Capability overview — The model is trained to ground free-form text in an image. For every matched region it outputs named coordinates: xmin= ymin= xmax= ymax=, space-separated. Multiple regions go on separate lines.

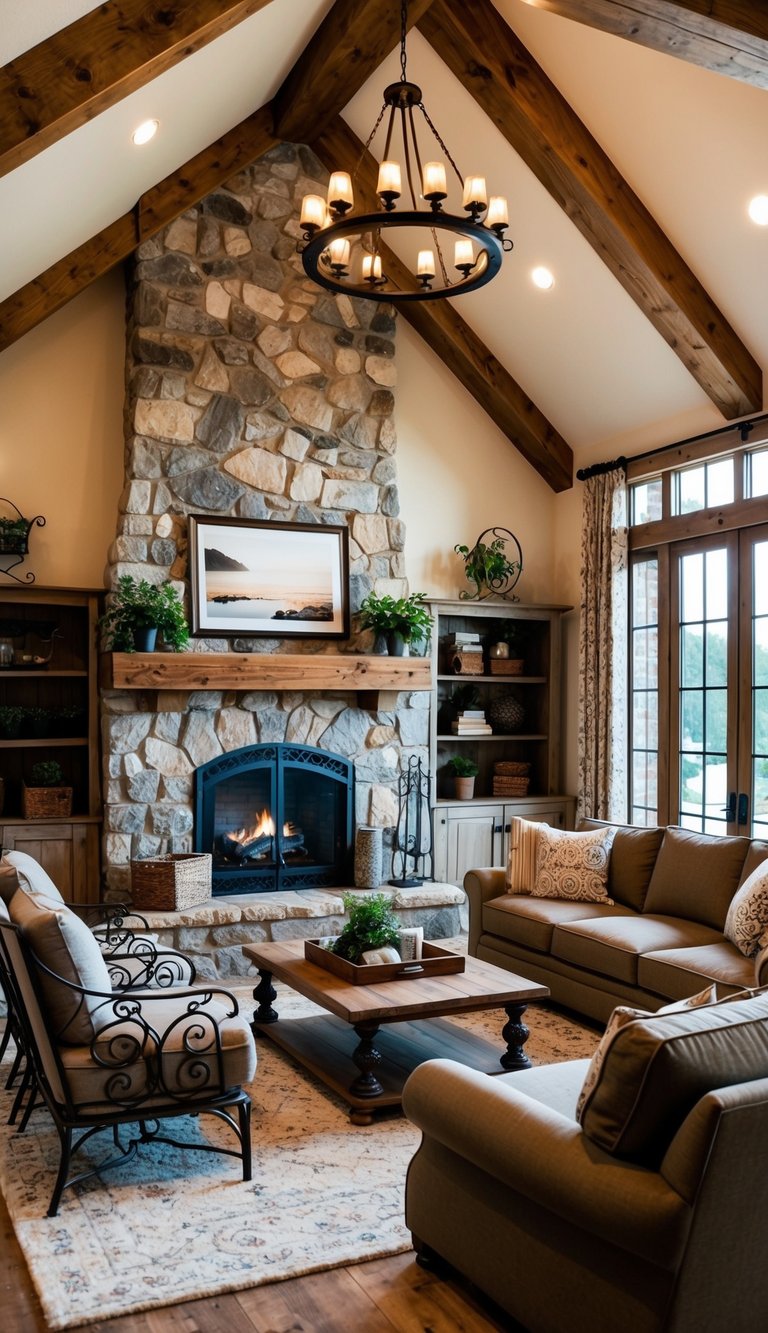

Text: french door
xmin=631 ymin=525 xmax=768 ymax=837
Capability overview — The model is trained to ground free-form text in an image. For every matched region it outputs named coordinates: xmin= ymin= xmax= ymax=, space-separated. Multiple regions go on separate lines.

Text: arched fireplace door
xmin=194 ymin=743 xmax=354 ymax=895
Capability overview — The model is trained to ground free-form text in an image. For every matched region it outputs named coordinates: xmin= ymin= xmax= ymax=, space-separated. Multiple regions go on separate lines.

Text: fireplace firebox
xmin=194 ymin=743 xmax=354 ymax=894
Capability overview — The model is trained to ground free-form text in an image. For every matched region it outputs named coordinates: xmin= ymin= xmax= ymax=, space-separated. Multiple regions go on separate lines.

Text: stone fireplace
xmin=100 ymin=141 xmax=430 ymax=903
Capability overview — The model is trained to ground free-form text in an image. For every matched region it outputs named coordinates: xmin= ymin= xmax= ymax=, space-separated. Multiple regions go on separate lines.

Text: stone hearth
xmin=136 ymin=883 xmax=464 ymax=978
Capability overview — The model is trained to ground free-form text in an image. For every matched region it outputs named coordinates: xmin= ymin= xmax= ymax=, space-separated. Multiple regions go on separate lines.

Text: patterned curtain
xmin=578 ymin=469 xmax=628 ymax=821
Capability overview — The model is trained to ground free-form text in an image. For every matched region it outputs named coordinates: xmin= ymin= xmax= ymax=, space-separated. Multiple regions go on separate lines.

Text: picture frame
xmin=188 ymin=516 xmax=350 ymax=639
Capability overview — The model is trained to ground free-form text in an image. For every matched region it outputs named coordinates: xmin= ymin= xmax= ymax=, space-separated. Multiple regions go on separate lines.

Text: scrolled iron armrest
xmin=62 ymin=901 xmax=152 ymax=951
xmin=104 ymin=942 xmax=197 ymax=990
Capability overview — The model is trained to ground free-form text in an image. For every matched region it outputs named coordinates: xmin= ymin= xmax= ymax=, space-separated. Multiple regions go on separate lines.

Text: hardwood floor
xmin=0 ymin=1189 xmax=510 ymax=1333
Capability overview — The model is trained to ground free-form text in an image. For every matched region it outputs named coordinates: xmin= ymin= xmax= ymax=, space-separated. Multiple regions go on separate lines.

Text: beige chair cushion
xmin=578 ymin=820 xmax=664 ymax=912
xmin=483 ymin=895 xmax=634 ymax=954
xmin=643 ymin=826 xmax=749 ymax=930
xmin=9 ymin=888 xmax=114 ymax=1044
xmin=579 ymin=990 xmax=768 ymax=1163
xmin=531 ymin=826 xmax=615 ymax=903
xmin=724 ymin=863 xmax=768 ymax=957
xmin=5 ymin=849 xmax=65 ymax=903
xmin=59 ymin=994 xmax=257 ymax=1104
xmin=505 ymin=817 xmax=540 ymax=894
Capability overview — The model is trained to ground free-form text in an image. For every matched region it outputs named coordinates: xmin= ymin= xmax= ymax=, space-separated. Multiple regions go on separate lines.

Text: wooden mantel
xmin=101 ymin=650 xmax=431 ymax=708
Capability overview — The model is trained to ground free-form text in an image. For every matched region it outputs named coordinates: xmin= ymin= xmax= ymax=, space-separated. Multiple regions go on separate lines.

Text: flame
xmin=228 ymin=809 xmax=293 ymax=845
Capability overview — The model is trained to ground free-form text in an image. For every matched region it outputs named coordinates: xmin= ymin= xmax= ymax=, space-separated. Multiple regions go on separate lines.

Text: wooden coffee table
xmin=243 ymin=939 xmax=549 ymax=1124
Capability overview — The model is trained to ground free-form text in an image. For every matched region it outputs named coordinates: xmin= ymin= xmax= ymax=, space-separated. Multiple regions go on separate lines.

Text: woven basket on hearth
xmin=131 ymin=853 xmax=212 ymax=911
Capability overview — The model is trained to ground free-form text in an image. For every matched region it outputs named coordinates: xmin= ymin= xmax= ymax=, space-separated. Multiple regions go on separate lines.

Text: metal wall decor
xmin=456 ymin=526 xmax=523 ymax=602
xmin=389 ymin=754 xmax=434 ymax=888
xmin=0 ymin=498 xmax=45 ymax=585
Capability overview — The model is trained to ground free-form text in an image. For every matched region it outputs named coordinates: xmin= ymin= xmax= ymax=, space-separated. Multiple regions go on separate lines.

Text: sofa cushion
xmin=505 ymin=816 xmax=540 ymax=894
xmin=551 ymin=914 xmax=724 ymax=986
xmin=578 ymin=819 xmax=664 ymax=912
xmin=482 ymin=896 xmax=634 ymax=954
xmin=738 ymin=840 xmax=768 ymax=887
xmin=643 ymin=826 xmax=749 ymax=930
xmin=9 ymin=888 xmax=114 ymax=1044
xmin=531 ymin=825 xmax=615 ymax=903
xmin=0 ymin=856 xmax=19 ymax=906
xmin=578 ymin=991 xmax=768 ymax=1163
xmin=638 ymin=942 xmax=756 ymax=999
xmin=724 ymin=863 xmax=768 ymax=957
xmin=5 ymin=849 xmax=66 ymax=904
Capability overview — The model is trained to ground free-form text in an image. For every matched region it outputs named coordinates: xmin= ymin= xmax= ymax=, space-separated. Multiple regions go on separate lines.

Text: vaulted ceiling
xmin=1 ymin=0 xmax=767 ymax=491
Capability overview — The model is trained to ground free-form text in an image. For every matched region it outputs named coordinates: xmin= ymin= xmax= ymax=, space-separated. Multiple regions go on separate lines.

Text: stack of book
xmin=452 ymin=709 xmax=492 ymax=736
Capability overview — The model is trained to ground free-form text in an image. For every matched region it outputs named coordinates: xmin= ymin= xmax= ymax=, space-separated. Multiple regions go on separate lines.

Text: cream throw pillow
xmin=531 ymin=825 xmax=615 ymax=902
xmin=505 ymin=816 xmax=541 ymax=894
xmin=724 ymin=864 xmax=768 ymax=957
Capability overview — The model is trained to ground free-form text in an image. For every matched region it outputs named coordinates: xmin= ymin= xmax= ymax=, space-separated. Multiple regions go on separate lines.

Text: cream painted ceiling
xmin=1 ymin=0 xmax=767 ymax=461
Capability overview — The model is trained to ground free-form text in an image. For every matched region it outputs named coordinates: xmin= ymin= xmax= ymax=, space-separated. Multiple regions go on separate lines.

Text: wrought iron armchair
xmin=0 ymin=914 xmax=254 ymax=1215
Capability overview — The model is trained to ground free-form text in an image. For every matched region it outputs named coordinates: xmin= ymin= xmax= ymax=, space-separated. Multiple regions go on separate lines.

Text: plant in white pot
xmin=447 ymin=755 xmax=479 ymax=800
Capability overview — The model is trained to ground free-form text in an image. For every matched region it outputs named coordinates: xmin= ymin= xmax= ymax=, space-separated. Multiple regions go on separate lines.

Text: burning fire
xmin=229 ymin=810 xmax=294 ymax=847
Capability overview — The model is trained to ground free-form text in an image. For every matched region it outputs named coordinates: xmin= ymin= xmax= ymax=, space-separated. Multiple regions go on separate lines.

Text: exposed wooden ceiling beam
xmin=0 ymin=106 xmax=277 ymax=352
xmin=420 ymin=0 xmax=762 ymax=420
xmin=0 ymin=0 xmax=272 ymax=180
xmin=516 ymin=1 xmax=768 ymax=89
xmin=273 ymin=0 xmax=436 ymax=144
xmin=311 ymin=117 xmax=573 ymax=492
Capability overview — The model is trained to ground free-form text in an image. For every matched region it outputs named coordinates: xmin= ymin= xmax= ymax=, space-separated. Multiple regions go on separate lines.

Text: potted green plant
xmin=330 ymin=892 xmax=402 ymax=964
xmin=455 ymin=529 xmax=523 ymax=600
xmin=98 ymin=576 xmax=189 ymax=653
xmin=359 ymin=591 xmax=433 ymax=656
xmin=0 ymin=516 xmax=30 ymax=554
xmin=447 ymin=754 xmax=479 ymax=800
xmin=24 ymin=705 xmax=52 ymax=739
xmin=22 ymin=759 xmax=73 ymax=819
xmin=0 ymin=704 xmax=24 ymax=739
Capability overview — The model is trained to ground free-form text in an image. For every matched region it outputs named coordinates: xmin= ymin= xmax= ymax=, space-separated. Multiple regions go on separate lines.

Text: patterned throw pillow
xmin=575 ymin=985 xmax=717 ymax=1123
xmin=531 ymin=825 xmax=615 ymax=902
xmin=505 ymin=816 xmax=541 ymax=894
xmin=724 ymin=865 xmax=768 ymax=957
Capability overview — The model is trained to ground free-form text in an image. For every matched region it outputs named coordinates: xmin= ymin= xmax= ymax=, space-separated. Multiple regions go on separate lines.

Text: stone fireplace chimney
xmin=100 ymin=143 xmax=430 ymax=902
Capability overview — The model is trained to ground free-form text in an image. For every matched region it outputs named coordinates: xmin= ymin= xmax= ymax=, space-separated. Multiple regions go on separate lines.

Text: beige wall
xmin=0 ymin=270 xmax=126 ymax=589
xmin=395 ymin=320 xmax=557 ymax=603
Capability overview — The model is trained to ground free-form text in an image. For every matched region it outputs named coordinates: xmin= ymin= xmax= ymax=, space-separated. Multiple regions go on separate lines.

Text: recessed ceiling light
xmin=531 ymin=265 xmax=555 ymax=290
xmin=132 ymin=119 xmax=159 ymax=146
xmin=748 ymin=195 xmax=768 ymax=225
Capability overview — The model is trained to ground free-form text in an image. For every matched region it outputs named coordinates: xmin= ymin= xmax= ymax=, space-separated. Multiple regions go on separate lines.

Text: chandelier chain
xmin=400 ymin=0 xmax=409 ymax=83
xmin=418 ymin=101 xmax=465 ymax=188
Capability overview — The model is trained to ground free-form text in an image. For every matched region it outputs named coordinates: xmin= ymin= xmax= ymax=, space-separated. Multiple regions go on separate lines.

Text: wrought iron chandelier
xmin=299 ymin=0 xmax=512 ymax=304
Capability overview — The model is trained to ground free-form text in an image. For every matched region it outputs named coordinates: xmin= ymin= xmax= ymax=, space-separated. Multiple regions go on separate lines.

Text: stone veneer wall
xmin=101 ymin=142 xmax=430 ymax=902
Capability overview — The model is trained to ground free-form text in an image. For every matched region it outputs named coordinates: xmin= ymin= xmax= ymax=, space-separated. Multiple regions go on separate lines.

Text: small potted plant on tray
xmin=447 ymin=754 xmax=479 ymax=800
xmin=98 ymin=575 xmax=189 ymax=653
xmin=359 ymin=591 xmax=433 ymax=656
xmin=22 ymin=760 xmax=73 ymax=819
xmin=330 ymin=892 xmax=402 ymax=964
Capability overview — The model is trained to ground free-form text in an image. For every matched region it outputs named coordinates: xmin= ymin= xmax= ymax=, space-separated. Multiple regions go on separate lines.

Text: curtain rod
xmin=576 ymin=410 xmax=768 ymax=482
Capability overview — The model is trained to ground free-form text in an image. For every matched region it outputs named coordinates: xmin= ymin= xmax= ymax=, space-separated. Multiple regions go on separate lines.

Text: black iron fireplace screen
xmin=194 ymin=743 xmax=353 ymax=894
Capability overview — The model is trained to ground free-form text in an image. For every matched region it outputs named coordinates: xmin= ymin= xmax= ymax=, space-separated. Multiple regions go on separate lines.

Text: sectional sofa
xmin=465 ymin=822 xmax=768 ymax=1023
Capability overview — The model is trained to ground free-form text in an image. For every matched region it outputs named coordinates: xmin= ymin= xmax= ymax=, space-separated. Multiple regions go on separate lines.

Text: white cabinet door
xmin=434 ymin=805 xmax=503 ymax=886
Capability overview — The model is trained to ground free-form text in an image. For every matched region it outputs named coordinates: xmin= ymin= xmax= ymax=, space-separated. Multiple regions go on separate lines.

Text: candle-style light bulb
xmin=422 ymin=161 xmax=447 ymax=203
xmin=487 ymin=196 xmax=509 ymax=230
xmin=300 ymin=194 xmax=325 ymax=232
xmin=418 ymin=249 xmax=436 ymax=278
xmin=363 ymin=254 xmax=383 ymax=282
xmin=454 ymin=238 xmax=475 ymax=271
xmin=328 ymin=237 xmax=350 ymax=270
xmin=328 ymin=171 xmax=354 ymax=214
xmin=377 ymin=160 xmax=402 ymax=209
xmin=462 ymin=175 xmax=487 ymax=213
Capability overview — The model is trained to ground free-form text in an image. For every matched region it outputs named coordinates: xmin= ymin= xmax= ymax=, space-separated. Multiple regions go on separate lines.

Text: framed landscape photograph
xmin=189 ymin=516 xmax=350 ymax=639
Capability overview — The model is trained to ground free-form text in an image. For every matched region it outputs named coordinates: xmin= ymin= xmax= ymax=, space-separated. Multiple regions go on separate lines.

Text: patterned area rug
xmin=0 ymin=951 xmax=597 ymax=1330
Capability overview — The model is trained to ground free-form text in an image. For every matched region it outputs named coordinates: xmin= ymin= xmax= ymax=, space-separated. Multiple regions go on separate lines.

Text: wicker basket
xmin=451 ymin=649 xmax=484 ymax=675
xmin=22 ymin=783 xmax=73 ymax=819
xmin=489 ymin=658 xmax=525 ymax=675
xmin=131 ymin=853 xmax=212 ymax=911
xmin=492 ymin=777 xmax=531 ymax=796
xmin=494 ymin=761 xmax=531 ymax=776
